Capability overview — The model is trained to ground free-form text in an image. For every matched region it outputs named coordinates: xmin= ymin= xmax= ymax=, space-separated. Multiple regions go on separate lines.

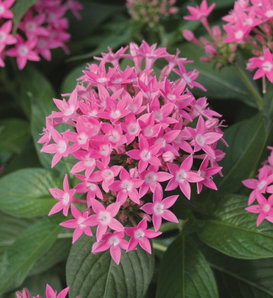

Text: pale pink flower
xmin=45 ymin=284 xmax=69 ymax=298
xmin=141 ymin=187 xmax=179 ymax=231
xmin=60 ymin=204 xmax=92 ymax=243
xmin=49 ymin=174 xmax=76 ymax=216
xmin=125 ymin=218 xmax=161 ymax=253
xmin=92 ymin=231 xmax=128 ymax=264
xmin=86 ymin=199 xmax=124 ymax=241
xmin=0 ymin=0 xmax=15 ymax=19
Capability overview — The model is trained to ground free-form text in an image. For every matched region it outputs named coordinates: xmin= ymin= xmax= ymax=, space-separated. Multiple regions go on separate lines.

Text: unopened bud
xmin=183 ymin=29 xmax=194 ymax=41
xmin=162 ymin=151 xmax=175 ymax=162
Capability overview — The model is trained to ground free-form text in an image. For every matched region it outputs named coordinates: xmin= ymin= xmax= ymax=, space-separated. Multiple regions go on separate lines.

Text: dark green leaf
xmin=198 ymin=194 xmax=273 ymax=259
xmin=0 ymin=212 xmax=34 ymax=259
xmin=179 ymin=43 xmax=259 ymax=108
xmin=0 ymin=168 xmax=58 ymax=217
xmin=199 ymin=242 xmax=273 ymax=298
xmin=0 ymin=118 xmax=30 ymax=164
xmin=61 ymin=63 xmax=86 ymax=93
xmin=0 ymin=217 xmax=61 ymax=294
xmin=66 ymin=234 xmax=154 ymax=298
xmin=217 ymin=113 xmax=268 ymax=194
xmin=156 ymin=234 xmax=218 ymax=298
xmin=29 ymin=237 xmax=71 ymax=275
xmin=11 ymin=0 xmax=37 ymax=32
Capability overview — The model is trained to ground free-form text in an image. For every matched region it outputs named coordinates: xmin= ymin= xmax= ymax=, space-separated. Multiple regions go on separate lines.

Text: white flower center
xmin=196 ymin=134 xmax=205 ymax=146
xmin=176 ymin=170 xmax=188 ymax=182
xmin=129 ymin=104 xmax=137 ymax=113
xmin=0 ymin=5 xmax=5 ymax=14
xmin=266 ymin=10 xmax=273 ymax=17
xmin=262 ymin=61 xmax=273 ymax=72
xmin=235 ymin=30 xmax=243 ymax=40
xmin=167 ymin=93 xmax=176 ymax=101
xmin=183 ymin=74 xmax=192 ymax=83
xmin=89 ymin=110 xmax=97 ymax=117
xmin=57 ymin=140 xmax=67 ymax=154
xmin=87 ymin=182 xmax=96 ymax=191
xmin=144 ymin=126 xmax=154 ymax=137
xmin=127 ymin=122 xmax=139 ymax=135
xmin=97 ymin=77 xmax=108 ymax=83
xmin=26 ymin=21 xmax=36 ymax=31
xmin=258 ymin=180 xmax=267 ymax=190
xmin=121 ymin=179 xmax=133 ymax=192
xmin=145 ymin=172 xmax=157 ymax=184
xmin=100 ymin=144 xmax=111 ymax=156
xmin=153 ymin=202 xmax=164 ymax=215
xmin=109 ymin=235 xmax=120 ymax=246
xmin=112 ymin=78 xmax=122 ymax=84
xmin=134 ymin=229 xmax=145 ymax=239
xmin=102 ymin=169 xmax=114 ymax=180
xmin=63 ymin=193 xmax=70 ymax=205
xmin=64 ymin=105 xmax=75 ymax=116
xmin=155 ymin=137 xmax=166 ymax=148
xmin=243 ymin=18 xmax=253 ymax=26
xmin=77 ymin=133 xmax=88 ymax=145
xmin=0 ymin=32 xmax=6 ymax=42
xmin=18 ymin=45 xmax=29 ymax=57
xmin=200 ymin=170 xmax=206 ymax=179
xmin=37 ymin=39 xmax=46 ymax=48
xmin=77 ymin=217 xmax=86 ymax=228
xmin=110 ymin=110 xmax=121 ymax=119
xmin=263 ymin=203 xmax=271 ymax=213
xmin=98 ymin=211 xmax=111 ymax=225
xmin=140 ymin=149 xmax=151 ymax=161
xmin=108 ymin=130 xmax=120 ymax=143
xmin=154 ymin=110 xmax=163 ymax=121
xmin=84 ymin=157 xmax=95 ymax=167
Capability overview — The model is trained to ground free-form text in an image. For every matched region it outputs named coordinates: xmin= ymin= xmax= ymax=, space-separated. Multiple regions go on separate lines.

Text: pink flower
xmin=166 ymin=155 xmax=203 ymax=199
xmin=40 ymin=126 xmax=70 ymax=168
xmin=86 ymin=199 xmax=124 ymax=241
xmin=246 ymin=193 xmax=273 ymax=226
xmin=48 ymin=174 xmax=76 ymax=216
xmin=252 ymin=48 xmax=273 ymax=82
xmin=109 ymin=168 xmax=143 ymax=204
xmin=0 ymin=0 xmax=15 ymax=19
xmin=60 ymin=204 xmax=92 ymax=243
xmin=45 ymin=284 xmax=69 ymax=298
xmin=141 ymin=187 xmax=179 ymax=231
xmin=6 ymin=35 xmax=40 ymax=70
xmin=125 ymin=219 xmax=161 ymax=253
xmin=0 ymin=20 xmax=16 ymax=49
xmin=127 ymin=135 xmax=162 ymax=172
xmin=92 ymin=231 xmax=128 ymax=264
xmin=184 ymin=0 xmax=215 ymax=21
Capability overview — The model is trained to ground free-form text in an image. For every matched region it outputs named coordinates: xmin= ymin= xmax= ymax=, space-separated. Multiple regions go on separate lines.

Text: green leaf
xmin=11 ymin=0 xmax=37 ymax=32
xmin=0 ymin=212 xmax=34 ymax=259
xmin=0 ymin=168 xmax=58 ymax=217
xmin=0 ymin=217 xmax=61 ymax=294
xmin=179 ymin=43 xmax=259 ymax=108
xmin=29 ymin=237 xmax=71 ymax=275
xmin=217 ymin=113 xmax=268 ymax=194
xmin=0 ymin=118 xmax=30 ymax=164
xmin=199 ymin=243 xmax=273 ymax=298
xmin=198 ymin=194 xmax=273 ymax=259
xmin=61 ymin=63 xmax=86 ymax=93
xmin=156 ymin=235 xmax=218 ymax=298
xmin=66 ymin=234 xmax=154 ymax=298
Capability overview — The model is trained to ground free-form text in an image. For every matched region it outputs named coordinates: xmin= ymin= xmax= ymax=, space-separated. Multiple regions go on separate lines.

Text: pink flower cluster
xmin=223 ymin=0 xmax=273 ymax=84
xmin=127 ymin=0 xmax=178 ymax=27
xmin=243 ymin=147 xmax=273 ymax=226
xmin=0 ymin=0 xmax=82 ymax=69
xmin=16 ymin=284 xmax=69 ymax=298
xmin=183 ymin=0 xmax=237 ymax=67
xmin=39 ymin=41 xmax=225 ymax=264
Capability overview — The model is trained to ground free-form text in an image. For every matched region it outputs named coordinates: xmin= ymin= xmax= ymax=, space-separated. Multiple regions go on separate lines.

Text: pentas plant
xmin=0 ymin=0 xmax=82 ymax=69
xmin=39 ymin=40 xmax=225 ymax=265
xmin=183 ymin=0 xmax=237 ymax=67
xmin=126 ymin=0 xmax=178 ymax=28
xmin=16 ymin=284 xmax=69 ymax=298
xmin=243 ymin=147 xmax=273 ymax=226
xmin=223 ymin=0 xmax=273 ymax=90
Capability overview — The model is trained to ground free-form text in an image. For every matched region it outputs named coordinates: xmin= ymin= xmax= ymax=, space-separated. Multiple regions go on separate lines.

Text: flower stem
xmin=152 ymin=241 xmax=167 ymax=252
xmin=233 ymin=62 xmax=264 ymax=110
